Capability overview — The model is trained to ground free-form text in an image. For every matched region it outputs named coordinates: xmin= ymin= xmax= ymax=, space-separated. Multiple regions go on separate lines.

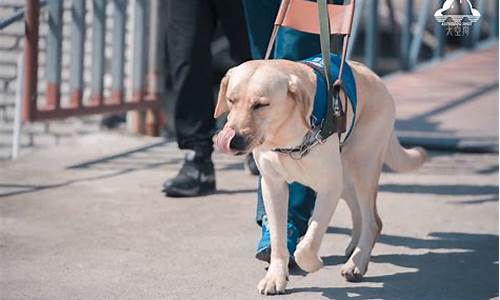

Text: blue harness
xmin=272 ymin=54 xmax=357 ymax=158
xmin=302 ymin=54 xmax=357 ymax=142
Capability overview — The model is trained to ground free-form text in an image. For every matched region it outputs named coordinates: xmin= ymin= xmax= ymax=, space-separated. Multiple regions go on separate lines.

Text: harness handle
xmin=265 ymin=0 xmax=356 ymax=143
xmin=317 ymin=0 xmax=356 ymax=141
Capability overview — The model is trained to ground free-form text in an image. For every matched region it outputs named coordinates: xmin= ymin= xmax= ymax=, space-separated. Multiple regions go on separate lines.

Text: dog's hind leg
xmin=341 ymin=179 xmax=362 ymax=258
xmin=338 ymin=61 xmax=397 ymax=281
xmin=340 ymin=150 xmax=385 ymax=282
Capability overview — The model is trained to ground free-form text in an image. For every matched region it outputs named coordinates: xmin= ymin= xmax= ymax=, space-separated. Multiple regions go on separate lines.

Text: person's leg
xmin=256 ymin=179 xmax=316 ymax=263
xmin=213 ymin=0 xmax=252 ymax=64
xmin=256 ymin=177 xmax=266 ymax=226
xmin=166 ymin=0 xmax=216 ymax=151
xmin=256 ymin=180 xmax=315 ymax=235
xmin=288 ymin=183 xmax=316 ymax=236
xmin=242 ymin=0 xmax=281 ymax=59
xmin=274 ymin=28 xmax=321 ymax=61
xmin=244 ymin=0 xmax=318 ymax=262
xmin=163 ymin=0 xmax=217 ymax=197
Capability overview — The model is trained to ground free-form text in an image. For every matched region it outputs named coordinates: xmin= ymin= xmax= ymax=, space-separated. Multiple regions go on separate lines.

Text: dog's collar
xmin=273 ymin=126 xmax=326 ymax=160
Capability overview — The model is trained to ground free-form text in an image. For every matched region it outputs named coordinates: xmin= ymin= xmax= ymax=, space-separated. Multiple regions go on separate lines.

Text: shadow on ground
xmin=287 ymin=227 xmax=499 ymax=300
xmin=396 ymin=81 xmax=499 ymax=152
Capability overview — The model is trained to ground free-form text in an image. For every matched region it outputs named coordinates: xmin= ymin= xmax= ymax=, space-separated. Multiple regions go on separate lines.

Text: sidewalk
xmin=0 ymin=132 xmax=498 ymax=299
xmin=1 ymin=43 xmax=499 ymax=300
xmin=387 ymin=43 xmax=499 ymax=152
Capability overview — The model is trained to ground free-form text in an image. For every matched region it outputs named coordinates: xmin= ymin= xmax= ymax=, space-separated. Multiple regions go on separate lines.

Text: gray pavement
xmin=387 ymin=44 xmax=499 ymax=153
xmin=1 ymin=132 xmax=498 ymax=300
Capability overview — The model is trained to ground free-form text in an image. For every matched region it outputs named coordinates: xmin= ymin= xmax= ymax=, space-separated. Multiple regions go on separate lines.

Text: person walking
xmin=163 ymin=0 xmax=251 ymax=197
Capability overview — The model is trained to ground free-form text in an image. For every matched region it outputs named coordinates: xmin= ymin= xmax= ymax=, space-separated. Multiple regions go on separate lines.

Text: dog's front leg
xmin=257 ymin=175 xmax=289 ymax=295
xmin=294 ymin=172 xmax=343 ymax=273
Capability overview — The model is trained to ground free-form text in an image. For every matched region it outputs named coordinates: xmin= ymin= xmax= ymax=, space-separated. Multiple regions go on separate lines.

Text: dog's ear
xmin=288 ymin=74 xmax=312 ymax=130
xmin=214 ymin=74 xmax=230 ymax=118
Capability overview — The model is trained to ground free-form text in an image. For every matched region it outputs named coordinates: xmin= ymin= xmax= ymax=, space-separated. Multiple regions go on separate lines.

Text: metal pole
xmin=0 ymin=5 xmax=31 ymax=30
xmin=132 ymin=0 xmax=147 ymax=102
xmin=12 ymin=54 xmax=24 ymax=160
xmin=386 ymin=0 xmax=400 ymax=61
xmin=492 ymin=0 xmax=499 ymax=37
xmin=22 ymin=0 xmax=39 ymax=121
xmin=46 ymin=0 xmax=63 ymax=110
xmin=0 ymin=1 xmax=47 ymax=30
xmin=409 ymin=0 xmax=430 ymax=69
xmin=365 ymin=0 xmax=378 ymax=71
xmin=70 ymin=0 xmax=86 ymax=108
xmin=129 ymin=0 xmax=147 ymax=134
xmin=471 ymin=0 xmax=485 ymax=48
xmin=147 ymin=0 xmax=159 ymax=97
xmin=111 ymin=0 xmax=127 ymax=104
xmin=145 ymin=0 xmax=160 ymax=136
xmin=401 ymin=0 xmax=413 ymax=70
xmin=433 ymin=0 xmax=445 ymax=58
xmin=346 ymin=0 xmax=364 ymax=60
xmin=91 ymin=0 xmax=106 ymax=105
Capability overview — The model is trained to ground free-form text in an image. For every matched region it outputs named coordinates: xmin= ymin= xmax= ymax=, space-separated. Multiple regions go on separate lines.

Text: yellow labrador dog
xmin=213 ymin=59 xmax=426 ymax=295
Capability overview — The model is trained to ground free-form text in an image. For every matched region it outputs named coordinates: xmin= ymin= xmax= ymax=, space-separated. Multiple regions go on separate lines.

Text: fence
xmin=349 ymin=0 xmax=499 ymax=71
xmin=24 ymin=0 xmax=161 ymax=135
xmin=0 ymin=0 xmax=498 ymax=159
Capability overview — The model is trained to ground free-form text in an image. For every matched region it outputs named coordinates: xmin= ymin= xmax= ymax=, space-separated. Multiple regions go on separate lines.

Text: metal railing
xmin=0 ymin=0 xmax=498 ymax=146
xmin=20 ymin=0 xmax=161 ymax=135
xmin=349 ymin=0 xmax=499 ymax=72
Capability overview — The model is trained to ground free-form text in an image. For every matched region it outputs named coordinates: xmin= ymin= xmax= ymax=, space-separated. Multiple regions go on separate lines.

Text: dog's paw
xmin=340 ymin=258 xmax=366 ymax=282
xmin=294 ymin=244 xmax=324 ymax=273
xmin=257 ymin=271 xmax=288 ymax=295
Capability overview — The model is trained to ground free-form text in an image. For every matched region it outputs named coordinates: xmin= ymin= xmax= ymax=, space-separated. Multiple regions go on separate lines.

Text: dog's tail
xmin=384 ymin=130 xmax=427 ymax=172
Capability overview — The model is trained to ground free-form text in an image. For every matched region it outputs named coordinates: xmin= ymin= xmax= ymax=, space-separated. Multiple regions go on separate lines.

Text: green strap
xmin=317 ymin=0 xmax=333 ymax=92
xmin=317 ymin=0 xmax=337 ymax=139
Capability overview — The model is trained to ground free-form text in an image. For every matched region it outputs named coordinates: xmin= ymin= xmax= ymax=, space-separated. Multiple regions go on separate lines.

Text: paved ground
xmin=0 ymin=43 xmax=498 ymax=300
xmin=388 ymin=43 xmax=499 ymax=152
xmin=0 ymin=132 xmax=498 ymax=300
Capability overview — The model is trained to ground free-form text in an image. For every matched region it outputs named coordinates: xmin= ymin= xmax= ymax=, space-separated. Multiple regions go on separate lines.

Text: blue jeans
xmin=243 ymin=0 xmax=326 ymax=236
xmin=256 ymin=178 xmax=316 ymax=236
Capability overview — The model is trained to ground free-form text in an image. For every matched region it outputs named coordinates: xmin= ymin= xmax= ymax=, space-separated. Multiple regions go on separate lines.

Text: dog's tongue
xmin=215 ymin=127 xmax=236 ymax=155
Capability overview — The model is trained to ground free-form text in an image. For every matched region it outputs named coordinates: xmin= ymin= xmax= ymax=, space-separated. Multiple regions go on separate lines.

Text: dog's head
xmin=213 ymin=60 xmax=315 ymax=156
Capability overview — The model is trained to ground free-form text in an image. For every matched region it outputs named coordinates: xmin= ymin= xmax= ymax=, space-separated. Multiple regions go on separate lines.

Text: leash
xmin=266 ymin=0 xmax=356 ymax=159
xmin=316 ymin=0 xmax=352 ymax=144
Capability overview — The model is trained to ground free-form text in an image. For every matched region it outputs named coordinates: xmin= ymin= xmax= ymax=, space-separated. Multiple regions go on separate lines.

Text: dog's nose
xmin=229 ymin=133 xmax=247 ymax=152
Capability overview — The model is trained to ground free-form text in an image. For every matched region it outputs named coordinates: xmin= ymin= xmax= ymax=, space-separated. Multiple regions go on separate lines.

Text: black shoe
xmin=246 ymin=153 xmax=260 ymax=176
xmin=101 ymin=114 xmax=126 ymax=129
xmin=163 ymin=151 xmax=216 ymax=197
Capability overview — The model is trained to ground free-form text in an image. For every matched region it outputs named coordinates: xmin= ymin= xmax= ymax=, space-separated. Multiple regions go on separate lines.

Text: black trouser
xmin=165 ymin=0 xmax=251 ymax=152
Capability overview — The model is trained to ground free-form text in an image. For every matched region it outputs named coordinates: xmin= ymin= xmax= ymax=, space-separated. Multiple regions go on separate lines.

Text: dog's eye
xmin=251 ymin=103 xmax=270 ymax=111
xmin=227 ymin=98 xmax=235 ymax=104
